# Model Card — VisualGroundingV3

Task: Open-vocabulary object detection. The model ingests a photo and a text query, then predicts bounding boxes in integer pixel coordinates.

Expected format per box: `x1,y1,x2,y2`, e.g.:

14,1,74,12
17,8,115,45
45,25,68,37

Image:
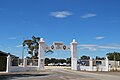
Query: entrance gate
38,38,78,70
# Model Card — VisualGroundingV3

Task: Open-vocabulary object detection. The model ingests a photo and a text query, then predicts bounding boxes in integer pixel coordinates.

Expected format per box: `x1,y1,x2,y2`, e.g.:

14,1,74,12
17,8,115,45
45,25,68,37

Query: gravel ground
0,69,96,80
0,68,120,80
85,71,120,76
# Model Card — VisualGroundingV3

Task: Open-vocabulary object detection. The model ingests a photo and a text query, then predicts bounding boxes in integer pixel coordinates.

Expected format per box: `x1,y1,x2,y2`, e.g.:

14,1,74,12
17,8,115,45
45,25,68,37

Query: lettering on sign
53,42,63,50
45,42,71,50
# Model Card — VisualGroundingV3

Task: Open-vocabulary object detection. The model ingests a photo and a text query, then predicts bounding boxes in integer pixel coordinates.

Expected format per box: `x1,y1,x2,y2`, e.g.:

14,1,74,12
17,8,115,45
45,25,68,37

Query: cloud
50,11,72,18
16,45,23,48
79,44,97,47
98,46,120,50
81,13,96,19
94,36,105,40
8,37,17,40
78,44,97,51
78,44,120,51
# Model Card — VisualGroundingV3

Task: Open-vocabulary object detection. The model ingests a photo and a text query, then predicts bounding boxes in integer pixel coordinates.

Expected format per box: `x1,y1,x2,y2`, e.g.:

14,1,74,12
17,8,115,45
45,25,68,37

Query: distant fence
27,59,38,66
78,58,109,71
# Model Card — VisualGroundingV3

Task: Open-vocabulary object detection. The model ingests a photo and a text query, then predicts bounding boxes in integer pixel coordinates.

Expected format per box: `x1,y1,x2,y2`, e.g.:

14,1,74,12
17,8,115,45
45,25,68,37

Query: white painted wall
10,66,38,72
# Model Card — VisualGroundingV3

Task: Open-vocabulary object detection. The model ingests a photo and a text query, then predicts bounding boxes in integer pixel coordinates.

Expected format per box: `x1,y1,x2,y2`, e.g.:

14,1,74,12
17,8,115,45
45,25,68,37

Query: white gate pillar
38,38,45,70
70,39,78,70
89,57,93,71
23,57,27,67
105,56,109,71
6,55,11,72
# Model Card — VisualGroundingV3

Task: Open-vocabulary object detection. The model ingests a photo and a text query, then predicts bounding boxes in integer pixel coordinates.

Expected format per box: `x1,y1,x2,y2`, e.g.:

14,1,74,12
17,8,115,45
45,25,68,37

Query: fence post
23,58,27,67
105,56,109,71
38,38,45,70
6,55,11,72
71,39,78,70
89,57,93,71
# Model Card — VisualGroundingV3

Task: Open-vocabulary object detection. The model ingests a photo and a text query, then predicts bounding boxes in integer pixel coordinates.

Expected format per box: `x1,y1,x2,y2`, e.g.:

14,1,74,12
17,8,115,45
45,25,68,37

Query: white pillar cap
7,55,10,57
24,56,27,58
40,38,44,41
71,39,77,44
73,39,76,42
90,57,92,60
106,56,108,60
39,38,45,43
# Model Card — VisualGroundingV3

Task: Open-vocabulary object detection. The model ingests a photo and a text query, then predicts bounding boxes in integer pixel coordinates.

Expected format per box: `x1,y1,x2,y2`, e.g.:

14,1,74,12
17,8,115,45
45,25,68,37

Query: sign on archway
38,38,78,70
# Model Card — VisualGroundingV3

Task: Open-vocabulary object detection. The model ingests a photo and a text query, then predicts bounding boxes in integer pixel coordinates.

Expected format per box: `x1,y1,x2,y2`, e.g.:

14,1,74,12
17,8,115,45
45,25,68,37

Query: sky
0,0,120,59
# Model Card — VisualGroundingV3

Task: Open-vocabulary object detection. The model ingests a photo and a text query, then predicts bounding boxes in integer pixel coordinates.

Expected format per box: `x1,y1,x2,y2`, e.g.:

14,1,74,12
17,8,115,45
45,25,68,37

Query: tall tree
23,36,40,59
23,36,54,60
106,52,120,61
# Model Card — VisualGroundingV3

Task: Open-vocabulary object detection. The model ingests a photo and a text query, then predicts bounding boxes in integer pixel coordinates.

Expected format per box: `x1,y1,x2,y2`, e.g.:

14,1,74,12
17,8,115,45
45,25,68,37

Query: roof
0,51,18,58
0,51,9,56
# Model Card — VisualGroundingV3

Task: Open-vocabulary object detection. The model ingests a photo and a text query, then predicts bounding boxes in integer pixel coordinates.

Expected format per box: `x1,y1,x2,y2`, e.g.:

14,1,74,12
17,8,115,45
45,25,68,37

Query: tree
80,55,90,60
50,58,57,63
79,55,90,66
23,36,54,60
23,36,40,59
106,52,120,61
66,57,71,64
95,56,105,60
58,59,66,64
45,58,50,65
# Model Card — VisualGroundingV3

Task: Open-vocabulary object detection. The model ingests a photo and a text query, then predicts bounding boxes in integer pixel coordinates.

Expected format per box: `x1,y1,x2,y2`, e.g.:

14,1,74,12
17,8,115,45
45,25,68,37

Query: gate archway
38,38,78,70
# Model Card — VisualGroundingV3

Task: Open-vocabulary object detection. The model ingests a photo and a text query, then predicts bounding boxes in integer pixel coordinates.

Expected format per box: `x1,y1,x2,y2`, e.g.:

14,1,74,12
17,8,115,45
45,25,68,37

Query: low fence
27,59,38,66
108,60,120,71
78,58,109,71
78,59,120,71
79,65,107,71
6,55,38,72
6,55,120,72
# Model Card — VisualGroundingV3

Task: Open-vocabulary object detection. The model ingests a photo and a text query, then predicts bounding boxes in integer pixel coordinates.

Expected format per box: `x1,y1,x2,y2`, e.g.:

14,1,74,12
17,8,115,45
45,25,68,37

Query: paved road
0,68,120,80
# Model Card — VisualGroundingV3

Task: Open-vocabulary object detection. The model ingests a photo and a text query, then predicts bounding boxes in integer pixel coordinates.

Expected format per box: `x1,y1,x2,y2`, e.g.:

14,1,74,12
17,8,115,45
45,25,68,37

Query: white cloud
16,45,23,48
79,44,97,47
78,44,97,51
50,11,72,18
78,44,120,51
81,13,96,19
98,46,120,50
8,37,17,40
95,36,105,40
